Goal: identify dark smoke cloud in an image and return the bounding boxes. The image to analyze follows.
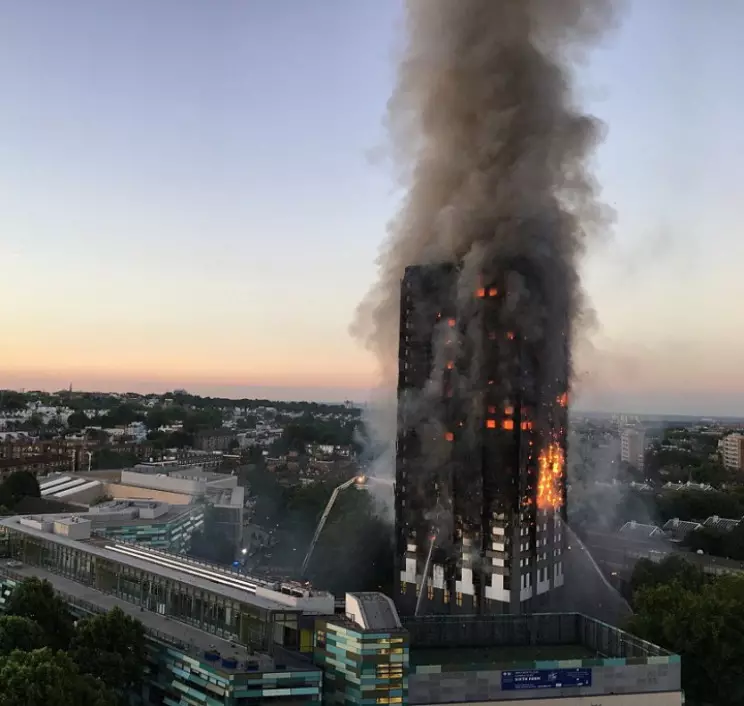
[353,0,617,385]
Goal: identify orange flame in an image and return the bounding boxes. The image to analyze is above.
[476,288,486,298]
[558,392,568,408]
[537,441,564,510]
[488,287,498,297]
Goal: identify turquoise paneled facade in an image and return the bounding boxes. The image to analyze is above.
[150,646,322,706]
[97,508,204,553]
[314,618,409,705]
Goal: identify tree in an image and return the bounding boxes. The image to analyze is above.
[0,391,27,412]
[5,577,74,649]
[98,404,143,428]
[0,471,40,509]
[629,556,705,602]
[683,526,727,557]
[0,616,45,655]
[91,449,138,471]
[236,415,258,430]
[0,649,115,706]
[627,574,744,706]
[70,607,146,699]
[86,428,110,444]
[67,411,90,430]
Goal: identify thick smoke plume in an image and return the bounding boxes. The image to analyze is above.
[354,0,615,388]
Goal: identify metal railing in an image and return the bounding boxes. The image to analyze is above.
[403,612,674,660]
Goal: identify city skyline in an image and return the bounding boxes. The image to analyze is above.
[2,0,744,415]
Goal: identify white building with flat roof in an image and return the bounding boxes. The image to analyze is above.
[621,429,646,470]
[721,433,744,471]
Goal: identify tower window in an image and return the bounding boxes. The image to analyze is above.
[486,420,496,429]
[502,420,514,430]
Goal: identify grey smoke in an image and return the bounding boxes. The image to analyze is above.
[354,0,617,386]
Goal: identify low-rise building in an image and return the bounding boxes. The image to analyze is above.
[195,429,237,452]
[618,521,664,541]
[662,518,703,542]
[86,500,204,553]
[702,515,741,533]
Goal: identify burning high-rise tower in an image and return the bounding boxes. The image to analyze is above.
[352,0,616,615]
[394,262,569,616]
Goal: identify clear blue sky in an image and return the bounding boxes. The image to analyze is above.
[1,0,742,414]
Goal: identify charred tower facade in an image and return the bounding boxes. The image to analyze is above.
[394,264,569,616]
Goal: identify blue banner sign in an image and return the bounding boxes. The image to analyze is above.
[501,668,592,691]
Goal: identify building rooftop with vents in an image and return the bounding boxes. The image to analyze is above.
[663,517,704,541]
[702,515,741,532]
[618,520,664,540]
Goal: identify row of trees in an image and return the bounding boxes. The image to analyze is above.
[0,577,146,705]
[628,556,744,706]
[273,417,359,455]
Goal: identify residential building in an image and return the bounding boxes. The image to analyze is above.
[702,515,741,533]
[663,480,714,492]
[618,521,664,541]
[395,264,568,616]
[662,518,703,542]
[721,433,744,471]
[195,429,237,452]
[621,429,646,470]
